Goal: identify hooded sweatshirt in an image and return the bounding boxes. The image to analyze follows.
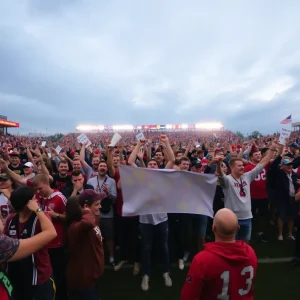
[181,241,257,300]
[66,210,104,292]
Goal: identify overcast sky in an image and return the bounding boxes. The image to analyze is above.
[1,0,300,135]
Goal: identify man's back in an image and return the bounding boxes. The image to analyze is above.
[181,241,257,300]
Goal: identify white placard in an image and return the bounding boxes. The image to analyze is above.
[77,133,92,148]
[136,132,145,141]
[55,146,62,154]
[41,141,46,147]
[47,152,52,158]
[109,133,122,147]
[279,124,292,145]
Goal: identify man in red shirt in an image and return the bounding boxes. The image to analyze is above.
[244,149,269,242]
[181,208,257,300]
[33,174,67,300]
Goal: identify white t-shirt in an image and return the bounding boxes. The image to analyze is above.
[220,165,263,220]
[139,213,168,225]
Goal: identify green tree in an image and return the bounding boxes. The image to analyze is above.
[236,131,245,139]
[48,133,64,142]
[250,131,262,139]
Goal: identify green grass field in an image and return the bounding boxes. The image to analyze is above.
[99,223,300,299]
[99,262,300,300]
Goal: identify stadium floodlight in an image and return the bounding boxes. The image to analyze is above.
[195,122,223,129]
[112,124,134,131]
[76,124,105,131]
[166,124,172,129]
[181,124,188,129]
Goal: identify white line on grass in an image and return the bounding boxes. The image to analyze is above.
[105,257,293,270]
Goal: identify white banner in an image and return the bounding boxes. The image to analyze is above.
[119,165,217,217]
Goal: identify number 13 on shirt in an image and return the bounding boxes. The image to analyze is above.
[217,266,254,299]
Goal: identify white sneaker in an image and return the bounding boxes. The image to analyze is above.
[114,260,127,271]
[133,262,140,276]
[183,252,190,262]
[278,235,283,241]
[287,235,295,241]
[141,275,149,291]
[163,272,172,287]
[178,259,184,270]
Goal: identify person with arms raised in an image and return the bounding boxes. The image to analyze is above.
[216,142,277,242]
[128,135,175,291]
[181,208,257,300]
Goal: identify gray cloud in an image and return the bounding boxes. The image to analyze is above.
[1,0,300,135]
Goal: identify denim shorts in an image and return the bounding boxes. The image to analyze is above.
[198,214,208,237]
[236,219,252,241]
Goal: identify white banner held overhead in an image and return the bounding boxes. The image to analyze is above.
[77,133,92,148]
[279,115,292,145]
[119,165,217,217]
[109,133,122,147]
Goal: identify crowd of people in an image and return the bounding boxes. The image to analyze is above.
[0,129,300,299]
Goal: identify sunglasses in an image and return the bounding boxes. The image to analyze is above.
[239,184,246,197]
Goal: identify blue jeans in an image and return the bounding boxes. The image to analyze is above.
[139,221,169,276]
[68,285,99,300]
[236,219,252,241]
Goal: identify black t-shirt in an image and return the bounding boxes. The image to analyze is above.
[8,164,24,176]
[19,154,28,164]
[52,174,72,192]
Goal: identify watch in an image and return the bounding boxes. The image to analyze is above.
[35,208,42,214]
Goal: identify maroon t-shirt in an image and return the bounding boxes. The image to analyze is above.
[5,214,52,285]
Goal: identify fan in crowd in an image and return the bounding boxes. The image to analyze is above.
[0,130,300,300]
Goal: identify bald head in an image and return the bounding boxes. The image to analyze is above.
[213,209,239,240]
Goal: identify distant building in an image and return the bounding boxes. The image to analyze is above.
[0,115,20,134]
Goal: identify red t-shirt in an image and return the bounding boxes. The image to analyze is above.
[201,158,209,166]
[36,190,67,248]
[114,169,136,218]
[181,241,257,300]
[244,163,268,199]
[5,214,52,285]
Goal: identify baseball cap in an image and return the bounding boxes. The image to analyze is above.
[78,189,106,206]
[24,162,34,168]
[289,142,300,149]
[8,151,19,157]
[281,158,293,165]
[191,159,202,167]
[0,173,10,180]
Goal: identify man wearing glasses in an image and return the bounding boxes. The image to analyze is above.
[216,142,277,242]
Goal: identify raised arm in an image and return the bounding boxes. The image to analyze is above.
[80,144,90,173]
[106,147,115,177]
[128,140,145,167]
[259,142,281,168]
[0,159,27,185]
[161,135,175,169]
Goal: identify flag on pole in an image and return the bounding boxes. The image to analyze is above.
[280,115,292,124]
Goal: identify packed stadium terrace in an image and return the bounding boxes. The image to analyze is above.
[0,128,300,300]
